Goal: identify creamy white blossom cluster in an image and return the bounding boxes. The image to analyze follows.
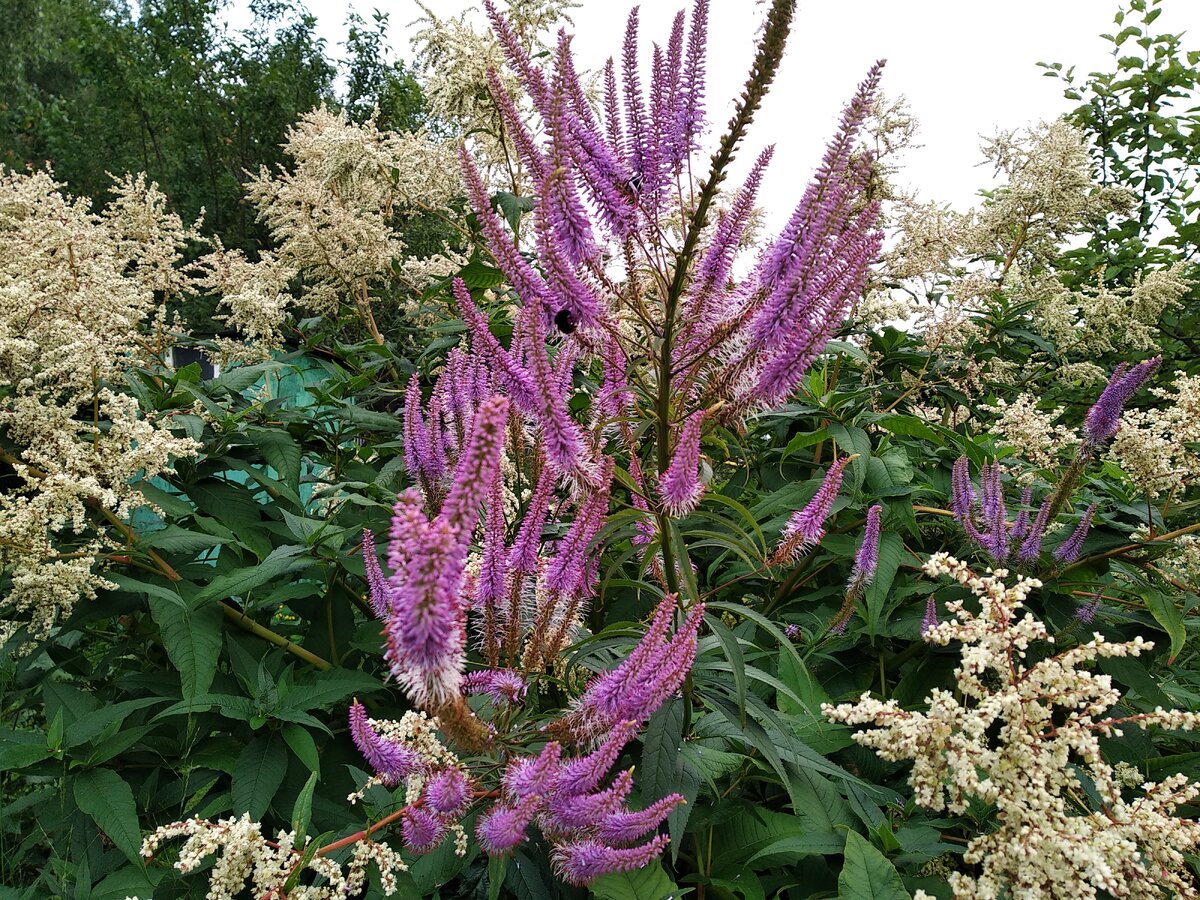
[141,813,407,899]
[203,107,460,354]
[1109,373,1200,498]
[0,169,202,644]
[825,553,1200,899]
[985,394,1077,470]
[409,0,578,180]
[1034,264,1188,355]
[877,120,1150,376]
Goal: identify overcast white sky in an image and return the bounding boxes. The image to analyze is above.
[223,0,1200,217]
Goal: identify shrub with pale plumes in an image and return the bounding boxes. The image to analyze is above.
[200,107,461,353]
[826,553,1200,900]
[0,169,204,644]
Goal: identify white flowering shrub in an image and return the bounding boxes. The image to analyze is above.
[5,1,1200,899]
[827,554,1200,899]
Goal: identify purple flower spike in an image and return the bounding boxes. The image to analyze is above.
[550,769,636,830]
[773,456,851,564]
[920,594,940,638]
[439,395,511,538]
[348,701,424,786]
[476,472,510,610]
[978,463,1009,562]
[1017,496,1054,566]
[509,461,556,575]
[477,795,541,855]
[950,457,974,524]
[504,741,563,801]
[404,374,434,484]
[452,280,538,416]
[552,834,671,886]
[463,668,528,705]
[555,721,638,797]
[1011,486,1034,544]
[1076,591,1102,624]
[362,529,389,619]
[1054,503,1098,564]
[596,794,686,845]
[658,410,706,516]
[846,504,882,599]
[1083,357,1161,448]
[564,596,703,739]
[424,767,470,815]
[401,806,445,852]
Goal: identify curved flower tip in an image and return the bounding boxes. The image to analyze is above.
[551,834,671,886]
[772,455,852,564]
[1053,503,1098,565]
[1083,356,1161,448]
[362,528,390,618]
[348,700,424,786]
[596,793,686,845]
[658,409,706,517]
[477,795,540,855]
[424,766,470,815]
[920,594,940,638]
[845,504,882,599]
[463,668,528,706]
[401,806,445,852]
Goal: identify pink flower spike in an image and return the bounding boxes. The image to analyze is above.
[362,528,389,619]
[596,794,686,845]
[773,456,851,564]
[463,668,528,706]
[504,741,563,801]
[424,766,470,815]
[476,795,540,855]
[658,410,706,517]
[845,504,882,600]
[348,701,424,786]
[552,834,671,886]
[401,806,445,852]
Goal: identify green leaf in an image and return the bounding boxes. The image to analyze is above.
[282,723,321,774]
[280,669,384,711]
[706,615,748,722]
[73,769,143,866]
[589,862,678,900]
[876,415,941,443]
[865,533,905,637]
[195,544,310,603]
[487,854,508,900]
[149,597,223,700]
[247,425,302,491]
[837,831,911,899]
[1142,590,1186,663]
[139,525,228,554]
[292,770,318,842]
[231,733,288,820]
[106,573,187,609]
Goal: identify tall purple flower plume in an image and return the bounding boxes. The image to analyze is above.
[552,834,672,886]
[1054,503,1098,564]
[348,700,424,786]
[658,409,706,516]
[385,396,510,705]
[773,456,851,564]
[1083,357,1161,448]
[362,529,389,619]
[846,504,882,599]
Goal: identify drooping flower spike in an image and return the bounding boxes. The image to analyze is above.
[348,701,424,786]
[772,456,852,564]
[658,409,706,516]
[1083,356,1161,448]
[830,503,882,635]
